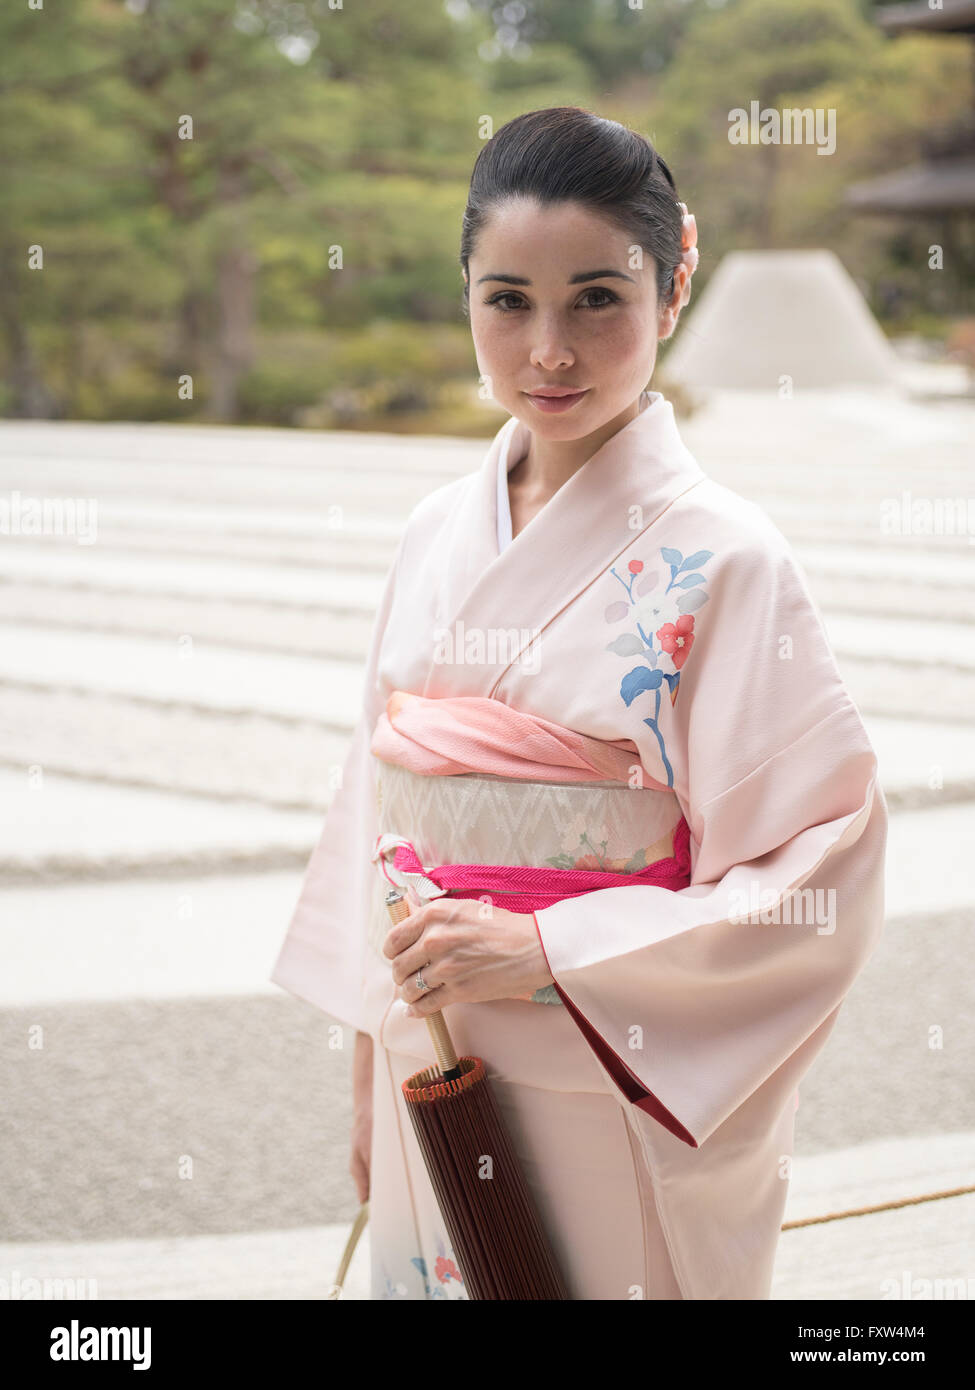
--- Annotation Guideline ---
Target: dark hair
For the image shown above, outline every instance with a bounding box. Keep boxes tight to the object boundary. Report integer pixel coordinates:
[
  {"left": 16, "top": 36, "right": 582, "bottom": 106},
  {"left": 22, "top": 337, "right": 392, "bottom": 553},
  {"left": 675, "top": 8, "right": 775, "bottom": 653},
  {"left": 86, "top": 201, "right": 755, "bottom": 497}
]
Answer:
[{"left": 459, "top": 106, "right": 685, "bottom": 318}]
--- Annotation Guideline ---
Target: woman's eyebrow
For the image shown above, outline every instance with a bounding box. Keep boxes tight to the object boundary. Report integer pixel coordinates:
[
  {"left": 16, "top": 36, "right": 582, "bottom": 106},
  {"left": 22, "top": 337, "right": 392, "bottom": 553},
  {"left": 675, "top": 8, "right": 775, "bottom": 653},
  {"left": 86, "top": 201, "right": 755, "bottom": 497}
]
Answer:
[{"left": 475, "top": 268, "right": 637, "bottom": 286}]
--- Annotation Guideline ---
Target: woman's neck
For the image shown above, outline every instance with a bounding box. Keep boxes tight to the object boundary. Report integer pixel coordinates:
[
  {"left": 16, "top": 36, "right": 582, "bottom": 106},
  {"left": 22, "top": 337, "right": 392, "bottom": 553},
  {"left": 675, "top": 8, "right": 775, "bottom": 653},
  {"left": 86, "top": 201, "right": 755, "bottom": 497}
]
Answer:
[{"left": 511, "top": 392, "right": 646, "bottom": 500}]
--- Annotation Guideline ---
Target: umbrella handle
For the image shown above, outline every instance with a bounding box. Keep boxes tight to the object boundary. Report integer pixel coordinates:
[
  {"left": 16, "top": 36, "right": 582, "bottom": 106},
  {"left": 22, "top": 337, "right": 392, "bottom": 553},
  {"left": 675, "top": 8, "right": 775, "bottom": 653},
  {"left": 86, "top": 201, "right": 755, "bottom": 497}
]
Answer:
[
  {"left": 326, "top": 1201, "right": 369, "bottom": 1299},
  {"left": 385, "top": 888, "right": 461, "bottom": 1080}
]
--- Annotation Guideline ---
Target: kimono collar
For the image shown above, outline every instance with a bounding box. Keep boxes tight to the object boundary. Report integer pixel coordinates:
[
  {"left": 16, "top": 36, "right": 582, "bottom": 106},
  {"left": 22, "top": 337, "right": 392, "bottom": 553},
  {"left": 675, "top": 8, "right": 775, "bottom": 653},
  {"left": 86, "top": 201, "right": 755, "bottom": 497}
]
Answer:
[
  {"left": 491, "top": 388, "right": 703, "bottom": 539},
  {"left": 422, "top": 389, "right": 708, "bottom": 699}
]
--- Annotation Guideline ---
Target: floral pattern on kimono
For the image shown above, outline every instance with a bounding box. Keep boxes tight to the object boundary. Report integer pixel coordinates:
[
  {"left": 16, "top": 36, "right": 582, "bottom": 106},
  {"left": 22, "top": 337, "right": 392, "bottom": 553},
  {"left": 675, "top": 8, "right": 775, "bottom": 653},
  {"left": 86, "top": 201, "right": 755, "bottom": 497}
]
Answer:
[
  {"left": 605, "top": 545, "right": 714, "bottom": 788},
  {"left": 533, "top": 810, "right": 682, "bottom": 1007},
  {"left": 377, "top": 1232, "right": 468, "bottom": 1301},
  {"left": 545, "top": 811, "right": 653, "bottom": 876}
]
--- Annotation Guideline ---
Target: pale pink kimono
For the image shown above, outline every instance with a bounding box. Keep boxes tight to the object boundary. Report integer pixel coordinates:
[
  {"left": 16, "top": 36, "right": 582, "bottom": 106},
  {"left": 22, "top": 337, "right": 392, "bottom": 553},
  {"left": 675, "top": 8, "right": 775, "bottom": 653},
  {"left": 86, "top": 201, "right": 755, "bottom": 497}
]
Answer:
[{"left": 270, "top": 390, "right": 888, "bottom": 1300}]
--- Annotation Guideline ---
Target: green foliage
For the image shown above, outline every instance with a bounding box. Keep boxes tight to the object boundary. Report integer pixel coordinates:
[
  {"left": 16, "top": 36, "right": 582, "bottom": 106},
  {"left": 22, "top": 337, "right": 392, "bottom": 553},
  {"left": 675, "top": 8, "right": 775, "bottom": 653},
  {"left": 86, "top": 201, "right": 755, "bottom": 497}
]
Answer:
[
  {"left": 236, "top": 359, "right": 333, "bottom": 427},
  {"left": 236, "top": 322, "right": 476, "bottom": 427},
  {"left": 1, "top": 0, "right": 971, "bottom": 423}
]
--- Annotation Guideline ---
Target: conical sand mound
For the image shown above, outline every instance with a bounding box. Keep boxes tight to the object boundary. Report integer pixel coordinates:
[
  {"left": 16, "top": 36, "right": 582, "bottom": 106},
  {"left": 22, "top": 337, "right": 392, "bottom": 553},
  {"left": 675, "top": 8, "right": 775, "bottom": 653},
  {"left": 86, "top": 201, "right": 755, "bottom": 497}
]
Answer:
[{"left": 663, "top": 249, "right": 899, "bottom": 390}]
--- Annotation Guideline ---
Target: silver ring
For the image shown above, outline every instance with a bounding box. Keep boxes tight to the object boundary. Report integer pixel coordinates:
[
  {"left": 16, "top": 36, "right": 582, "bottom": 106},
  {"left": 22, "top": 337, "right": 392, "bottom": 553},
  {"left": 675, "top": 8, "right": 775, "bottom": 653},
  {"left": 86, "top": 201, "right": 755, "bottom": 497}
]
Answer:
[{"left": 415, "top": 971, "right": 429, "bottom": 993}]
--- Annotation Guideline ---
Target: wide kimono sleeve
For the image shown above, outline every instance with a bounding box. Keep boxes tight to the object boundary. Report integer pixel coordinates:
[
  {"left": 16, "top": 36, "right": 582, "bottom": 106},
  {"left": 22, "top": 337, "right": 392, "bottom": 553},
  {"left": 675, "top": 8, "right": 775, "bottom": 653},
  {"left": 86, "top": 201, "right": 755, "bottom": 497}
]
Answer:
[
  {"left": 268, "top": 531, "right": 406, "bottom": 1035},
  {"left": 531, "top": 524, "right": 888, "bottom": 1150}
]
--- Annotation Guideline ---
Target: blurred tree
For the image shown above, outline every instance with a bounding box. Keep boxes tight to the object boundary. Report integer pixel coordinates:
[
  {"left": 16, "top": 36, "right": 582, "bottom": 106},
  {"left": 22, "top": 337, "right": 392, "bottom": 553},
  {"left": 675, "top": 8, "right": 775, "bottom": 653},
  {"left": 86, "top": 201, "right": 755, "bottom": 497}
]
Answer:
[
  {"left": 2, "top": 0, "right": 479, "bottom": 420},
  {"left": 2, "top": 0, "right": 972, "bottom": 423},
  {"left": 465, "top": 0, "right": 730, "bottom": 86},
  {"left": 0, "top": 3, "right": 127, "bottom": 416},
  {"left": 104, "top": 0, "right": 350, "bottom": 419},
  {"left": 657, "top": 0, "right": 874, "bottom": 244}
]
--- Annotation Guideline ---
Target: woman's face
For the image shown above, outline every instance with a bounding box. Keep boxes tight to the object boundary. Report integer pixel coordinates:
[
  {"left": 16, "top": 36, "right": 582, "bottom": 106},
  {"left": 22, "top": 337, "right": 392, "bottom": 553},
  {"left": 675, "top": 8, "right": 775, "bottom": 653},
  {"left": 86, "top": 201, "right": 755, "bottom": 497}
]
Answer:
[{"left": 464, "top": 197, "right": 684, "bottom": 438}]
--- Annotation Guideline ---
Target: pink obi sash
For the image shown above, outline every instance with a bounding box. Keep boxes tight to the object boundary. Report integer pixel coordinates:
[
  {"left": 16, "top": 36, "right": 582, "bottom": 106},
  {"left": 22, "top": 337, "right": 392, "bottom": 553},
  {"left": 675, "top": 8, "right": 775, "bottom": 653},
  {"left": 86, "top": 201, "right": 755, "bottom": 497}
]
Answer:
[
  {"left": 371, "top": 688, "right": 664, "bottom": 785},
  {"left": 370, "top": 689, "right": 692, "bottom": 914}
]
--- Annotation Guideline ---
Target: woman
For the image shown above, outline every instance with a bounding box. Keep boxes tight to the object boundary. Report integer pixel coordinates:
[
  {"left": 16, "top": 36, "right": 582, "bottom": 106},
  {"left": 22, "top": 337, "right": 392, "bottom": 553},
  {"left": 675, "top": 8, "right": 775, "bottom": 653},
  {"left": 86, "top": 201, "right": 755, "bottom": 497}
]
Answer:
[{"left": 271, "top": 107, "right": 887, "bottom": 1301}]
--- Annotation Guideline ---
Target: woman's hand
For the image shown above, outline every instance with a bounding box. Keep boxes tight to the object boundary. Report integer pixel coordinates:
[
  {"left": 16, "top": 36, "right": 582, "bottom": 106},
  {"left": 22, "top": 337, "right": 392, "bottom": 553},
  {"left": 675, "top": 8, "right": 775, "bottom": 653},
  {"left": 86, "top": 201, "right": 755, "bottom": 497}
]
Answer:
[
  {"left": 349, "top": 1030, "right": 373, "bottom": 1203},
  {"left": 382, "top": 897, "right": 555, "bottom": 1017}
]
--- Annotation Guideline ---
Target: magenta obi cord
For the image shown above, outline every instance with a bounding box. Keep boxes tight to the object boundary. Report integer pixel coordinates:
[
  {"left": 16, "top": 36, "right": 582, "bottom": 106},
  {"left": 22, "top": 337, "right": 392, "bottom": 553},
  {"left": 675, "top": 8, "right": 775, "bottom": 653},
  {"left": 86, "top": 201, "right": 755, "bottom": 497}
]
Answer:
[{"left": 375, "top": 814, "right": 691, "bottom": 914}]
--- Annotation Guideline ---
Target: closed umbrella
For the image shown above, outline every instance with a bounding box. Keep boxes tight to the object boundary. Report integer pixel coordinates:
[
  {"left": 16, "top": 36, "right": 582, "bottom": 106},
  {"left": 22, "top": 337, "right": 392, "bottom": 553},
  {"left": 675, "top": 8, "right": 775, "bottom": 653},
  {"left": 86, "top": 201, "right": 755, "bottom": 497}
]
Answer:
[{"left": 384, "top": 886, "right": 568, "bottom": 1300}]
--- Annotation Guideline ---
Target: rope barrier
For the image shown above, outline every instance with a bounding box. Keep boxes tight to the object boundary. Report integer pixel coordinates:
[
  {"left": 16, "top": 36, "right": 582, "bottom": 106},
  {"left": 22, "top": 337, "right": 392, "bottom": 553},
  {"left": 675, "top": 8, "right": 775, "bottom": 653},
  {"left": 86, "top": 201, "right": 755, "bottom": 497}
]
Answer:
[{"left": 782, "top": 1182, "right": 975, "bottom": 1230}]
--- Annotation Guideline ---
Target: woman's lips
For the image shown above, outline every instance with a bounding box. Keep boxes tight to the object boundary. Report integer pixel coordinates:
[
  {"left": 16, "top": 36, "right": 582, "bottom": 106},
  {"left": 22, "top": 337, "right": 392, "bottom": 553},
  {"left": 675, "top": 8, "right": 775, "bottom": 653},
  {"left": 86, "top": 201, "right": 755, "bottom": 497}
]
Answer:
[{"left": 524, "top": 389, "right": 590, "bottom": 414}]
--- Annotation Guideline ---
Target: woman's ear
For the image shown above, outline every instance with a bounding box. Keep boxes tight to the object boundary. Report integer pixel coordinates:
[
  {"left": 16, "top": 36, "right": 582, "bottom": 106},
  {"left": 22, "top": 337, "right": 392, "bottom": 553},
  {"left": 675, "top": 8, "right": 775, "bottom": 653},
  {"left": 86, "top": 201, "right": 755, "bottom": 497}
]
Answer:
[{"left": 657, "top": 263, "right": 690, "bottom": 341}]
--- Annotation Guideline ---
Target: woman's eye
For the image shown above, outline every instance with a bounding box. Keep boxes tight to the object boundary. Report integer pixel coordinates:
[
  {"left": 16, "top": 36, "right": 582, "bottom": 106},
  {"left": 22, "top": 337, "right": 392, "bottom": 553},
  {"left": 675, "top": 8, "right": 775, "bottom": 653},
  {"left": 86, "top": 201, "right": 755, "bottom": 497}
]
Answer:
[
  {"left": 485, "top": 287, "right": 619, "bottom": 312},
  {"left": 486, "top": 292, "right": 526, "bottom": 312},
  {"left": 579, "top": 288, "right": 618, "bottom": 310}
]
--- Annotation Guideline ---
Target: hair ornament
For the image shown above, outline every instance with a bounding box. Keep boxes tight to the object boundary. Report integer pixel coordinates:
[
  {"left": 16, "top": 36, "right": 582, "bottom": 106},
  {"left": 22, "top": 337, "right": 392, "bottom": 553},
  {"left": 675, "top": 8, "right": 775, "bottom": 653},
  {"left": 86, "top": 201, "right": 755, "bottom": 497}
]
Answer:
[{"left": 676, "top": 200, "right": 698, "bottom": 307}]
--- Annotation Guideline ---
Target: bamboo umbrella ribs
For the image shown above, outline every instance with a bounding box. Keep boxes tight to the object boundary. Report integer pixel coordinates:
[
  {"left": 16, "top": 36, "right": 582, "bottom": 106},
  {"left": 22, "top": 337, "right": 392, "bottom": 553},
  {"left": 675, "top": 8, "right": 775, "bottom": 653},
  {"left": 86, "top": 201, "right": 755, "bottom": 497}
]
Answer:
[{"left": 384, "top": 887, "right": 569, "bottom": 1300}]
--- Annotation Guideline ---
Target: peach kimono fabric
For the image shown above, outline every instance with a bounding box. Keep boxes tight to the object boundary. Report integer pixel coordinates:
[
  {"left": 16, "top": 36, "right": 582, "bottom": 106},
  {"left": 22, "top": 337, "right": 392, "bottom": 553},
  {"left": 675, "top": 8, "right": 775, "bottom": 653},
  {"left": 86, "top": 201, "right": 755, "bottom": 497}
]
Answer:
[
  {"left": 270, "top": 390, "right": 888, "bottom": 1300},
  {"left": 367, "top": 756, "right": 690, "bottom": 1300}
]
